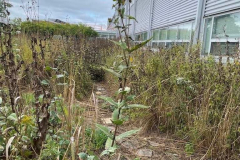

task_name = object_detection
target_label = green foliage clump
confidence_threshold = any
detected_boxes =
[121,45,240,158]
[85,128,108,150]
[21,21,98,37]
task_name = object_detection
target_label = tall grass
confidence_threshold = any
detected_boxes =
[114,45,240,159]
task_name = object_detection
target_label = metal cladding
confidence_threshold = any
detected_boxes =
[151,0,198,30]
[205,0,240,17]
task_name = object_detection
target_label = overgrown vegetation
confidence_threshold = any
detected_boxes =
[122,46,240,159]
[1,0,240,159]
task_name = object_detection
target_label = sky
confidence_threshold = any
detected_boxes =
[8,0,114,29]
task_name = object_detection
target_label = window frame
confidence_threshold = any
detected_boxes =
[135,31,148,43]
[203,10,240,56]
[151,21,194,48]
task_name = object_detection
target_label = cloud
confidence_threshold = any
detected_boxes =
[8,0,114,25]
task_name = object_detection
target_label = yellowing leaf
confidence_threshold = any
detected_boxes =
[21,115,34,126]
[130,57,133,62]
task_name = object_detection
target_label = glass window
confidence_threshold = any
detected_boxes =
[159,29,167,40]
[211,42,239,56]
[203,18,213,55]
[167,26,178,40]
[178,22,192,40]
[153,30,159,40]
[135,34,140,41]
[143,32,148,41]
[212,12,240,38]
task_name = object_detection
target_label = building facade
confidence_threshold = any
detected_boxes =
[108,0,240,57]
[96,30,117,39]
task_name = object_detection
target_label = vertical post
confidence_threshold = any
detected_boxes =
[148,0,154,46]
[193,0,207,44]
[133,0,137,40]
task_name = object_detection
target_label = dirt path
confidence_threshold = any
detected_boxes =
[90,82,204,160]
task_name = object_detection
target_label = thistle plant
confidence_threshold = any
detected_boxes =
[95,0,152,157]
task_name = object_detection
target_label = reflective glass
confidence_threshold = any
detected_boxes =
[212,12,240,38]
[159,29,167,40]
[153,30,159,40]
[178,22,192,40]
[167,26,178,40]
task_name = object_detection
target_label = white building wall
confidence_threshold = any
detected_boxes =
[152,0,198,29]
[135,0,151,34]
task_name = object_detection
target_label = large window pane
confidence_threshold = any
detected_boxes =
[159,29,167,40]
[212,12,240,38]
[143,32,148,41]
[178,22,192,40]
[153,30,159,40]
[211,42,239,56]
[135,34,140,41]
[167,26,178,40]
[203,18,213,55]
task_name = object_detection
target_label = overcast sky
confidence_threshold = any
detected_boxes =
[8,0,114,26]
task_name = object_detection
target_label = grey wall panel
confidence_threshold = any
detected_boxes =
[152,0,198,29]
[205,0,240,16]
[135,0,151,33]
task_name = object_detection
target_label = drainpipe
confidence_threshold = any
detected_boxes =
[148,0,154,46]
[193,0,206,44]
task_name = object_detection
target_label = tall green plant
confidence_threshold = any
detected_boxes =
[95,0,151,157]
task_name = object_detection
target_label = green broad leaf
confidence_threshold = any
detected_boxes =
[116,129,140,141]
[125,15,138,22]
[87,156,96,160]
[118,65,127,72]
[114,17,119,24]
[98,96,118,106]
[100,147,117,157]
[105,137,114,150]
[21,136,30,142]
[112,109,119,121]
[56,74,64,78]
[45,66,52,71]
[111,119,124,126]
[96,124,113,139]
[0,122,6,126]
[125,104,150,109]
[0,97,2,104]
[110,40,127,50]
[130,38,152,52]
[41,80,49,86]
[78,152,88,160]
[100,150,110,157]
[7,113,17,122]
[102,67,122,78]
[126,95,136,101]
[0,145,4,152]
[118,100,126,108]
